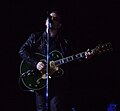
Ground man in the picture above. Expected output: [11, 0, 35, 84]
[19, 11, 72, 111]
[19, 11, 92, 111]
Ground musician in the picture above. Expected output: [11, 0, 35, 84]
[19, 10, 92, 111]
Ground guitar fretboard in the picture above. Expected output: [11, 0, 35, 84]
[55, 52, 86, 65]
[53, 42, 112, 66]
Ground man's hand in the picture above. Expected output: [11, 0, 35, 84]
[36, 61, 58, 79]
[85, 49, 93, 59]
[36, 61, 45, 71]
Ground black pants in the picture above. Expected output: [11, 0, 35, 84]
[35, 92, 68, 111]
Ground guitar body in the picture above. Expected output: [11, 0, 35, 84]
[20, 50, 64, 90]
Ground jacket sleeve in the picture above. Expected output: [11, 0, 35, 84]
[19, 33, 38, 67]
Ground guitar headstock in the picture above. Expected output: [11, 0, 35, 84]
[93, 42, 113, 55]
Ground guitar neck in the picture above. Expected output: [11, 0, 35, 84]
[54, 42, 112, 66]
[54, 51, 88, 66]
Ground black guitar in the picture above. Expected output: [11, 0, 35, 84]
[19, 42, 112, 90]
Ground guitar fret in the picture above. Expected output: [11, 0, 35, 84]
[75, 52, 85, 59]
[59, 60, 63, 64]
[55, 61, 61, 65]
[61, 59, 64, 63]
[55, 59, 65, 65]
[67, 56, 74, 61]
[55, 56, 74, 65]
[63, 58, 67, 63]
[57, 59, 63, 65]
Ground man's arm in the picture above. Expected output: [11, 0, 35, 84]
[19, 33, 38, 67]
[19, 33, 47, 71]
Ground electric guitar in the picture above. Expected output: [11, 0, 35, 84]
[19, 42, 112, 90]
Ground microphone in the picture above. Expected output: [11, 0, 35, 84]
[47, 15, 53, 23]
[46, 12, 52, 32]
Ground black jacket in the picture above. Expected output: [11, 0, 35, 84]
[19, 31, 70, 95]
[19, 31, 69, 68]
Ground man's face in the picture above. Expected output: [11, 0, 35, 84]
[49, 12, 61, 30]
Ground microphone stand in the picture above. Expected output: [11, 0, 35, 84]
[45, 16, 51, 111]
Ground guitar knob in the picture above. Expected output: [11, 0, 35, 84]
[28, 84, 32, 86]
[35, 85, 38, 87]
[36, 80, 40, 84]
[28, 73, 30, 75]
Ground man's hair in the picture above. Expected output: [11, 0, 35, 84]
[50, 10, 62, 23]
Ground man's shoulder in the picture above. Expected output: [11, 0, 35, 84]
[33, 31, 44, 37]
[30, 31, 45, 41]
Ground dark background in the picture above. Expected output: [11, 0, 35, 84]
[1, 0, 120, 111]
